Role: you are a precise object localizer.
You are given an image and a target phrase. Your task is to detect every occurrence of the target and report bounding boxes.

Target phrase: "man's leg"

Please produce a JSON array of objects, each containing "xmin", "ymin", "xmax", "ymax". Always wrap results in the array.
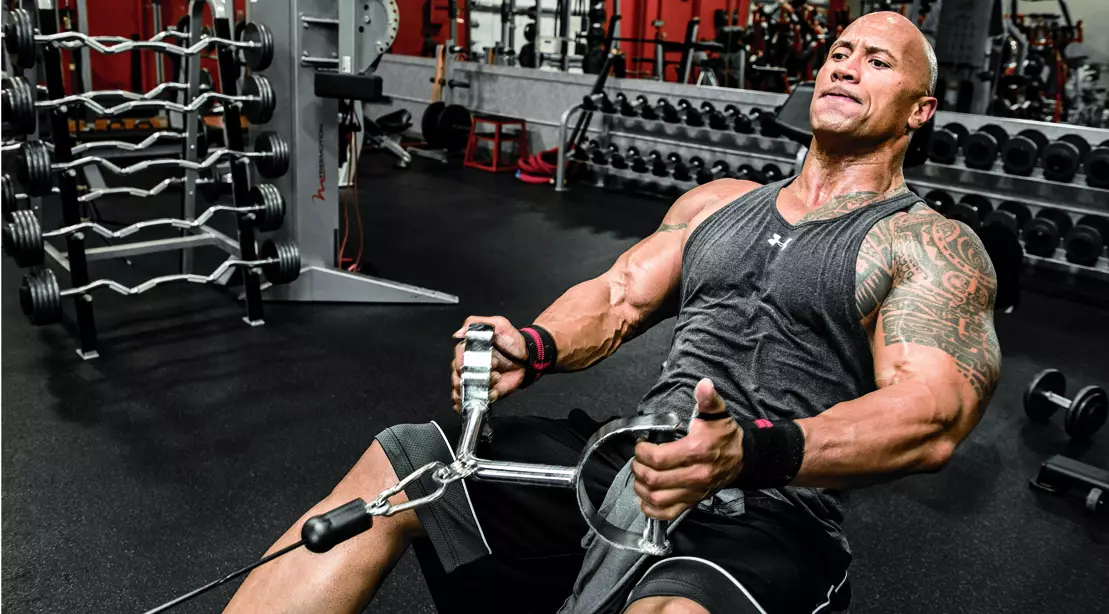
[{"xmin": 224, "ymin": 441, "xmax": 422, "ymax": 614}]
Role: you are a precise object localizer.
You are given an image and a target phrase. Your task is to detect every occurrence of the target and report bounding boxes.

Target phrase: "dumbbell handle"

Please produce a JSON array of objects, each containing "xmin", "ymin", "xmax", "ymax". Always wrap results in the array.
[
  {"xmin": 32, "ymin": 29, "xmax": 262, "ymax": 58},
  {"xmin": 1041, "ymin": 390, "xmax": 1074, "ymax": 409},
  {"xmin": 58, "ymin": 255, "xmax": 284, "ymax": 299}
]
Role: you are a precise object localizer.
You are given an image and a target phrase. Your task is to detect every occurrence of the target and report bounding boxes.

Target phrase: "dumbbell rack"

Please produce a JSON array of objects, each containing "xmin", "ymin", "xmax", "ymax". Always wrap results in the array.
[
  {"xmin": 906, "ymin": 110, "xmax": 1109, "ymax": 282},
  {"xmin": 555, "ymin": 90, "xmax": 801, "ymax": 196},
  {"xmin": 4, "ymin": 0, "xmax": 287, "ymax": 359}
]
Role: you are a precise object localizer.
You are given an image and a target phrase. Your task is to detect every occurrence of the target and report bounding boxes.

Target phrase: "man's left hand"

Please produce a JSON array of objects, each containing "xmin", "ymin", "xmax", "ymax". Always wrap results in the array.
[{"xmin": 631, "ymin": 378, "xmax": 744, "ymax": 521}]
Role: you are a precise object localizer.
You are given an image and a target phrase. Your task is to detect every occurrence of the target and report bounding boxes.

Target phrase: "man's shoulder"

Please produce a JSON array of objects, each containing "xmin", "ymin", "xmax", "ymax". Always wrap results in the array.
[
  {"xmin": 673, "ymin": 179, "xmax": 763, "ymax": 223},
  {"xmin": 878, "ymin": 205, "xmax": 996, "ymax": 281}
]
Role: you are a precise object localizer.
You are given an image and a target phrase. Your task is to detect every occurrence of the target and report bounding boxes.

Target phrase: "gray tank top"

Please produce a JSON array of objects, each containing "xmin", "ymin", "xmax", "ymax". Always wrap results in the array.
[{"xmin": 637, "ymin": 177, "xmax": 919, "ymax": 553}]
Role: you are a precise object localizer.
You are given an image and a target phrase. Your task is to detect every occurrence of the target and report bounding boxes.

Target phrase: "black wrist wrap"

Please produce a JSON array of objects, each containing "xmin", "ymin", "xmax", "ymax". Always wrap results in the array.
[
  {"xmin": 733, "ymin": 419, "xmax": 806, "ymax": 490},
  {"xmin": 518, "ymin": 325, "xmax": 557, "ymax": 388}
]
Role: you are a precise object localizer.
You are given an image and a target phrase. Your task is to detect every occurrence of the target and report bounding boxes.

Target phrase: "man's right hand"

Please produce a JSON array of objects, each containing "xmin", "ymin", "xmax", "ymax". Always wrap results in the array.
[{"xmin": 451, "ymin": 316, "xmax": 529, "ymax": 412}]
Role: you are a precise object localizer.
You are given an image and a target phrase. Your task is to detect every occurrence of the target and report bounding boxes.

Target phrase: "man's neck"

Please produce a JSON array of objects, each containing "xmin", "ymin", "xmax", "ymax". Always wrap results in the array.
[{"xmin": 791, "ymin": 139, "xmax": 906, "ymax": 210}]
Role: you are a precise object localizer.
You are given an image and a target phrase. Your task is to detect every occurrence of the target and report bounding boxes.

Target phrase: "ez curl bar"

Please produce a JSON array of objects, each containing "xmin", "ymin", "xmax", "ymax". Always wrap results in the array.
[{"xmin": 140, "ymin": 323, "xmax": 703, "ymax": 613}]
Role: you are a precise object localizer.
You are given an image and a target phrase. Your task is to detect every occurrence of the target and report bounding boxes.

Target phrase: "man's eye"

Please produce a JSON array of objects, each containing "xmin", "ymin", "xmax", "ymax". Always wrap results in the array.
[
  {"xmin": 832, "ymin": 52, "xmax": 847, "ymax": 60},
  {"xmin": 871, "ymin": 59, "xmax": 889, "ymax": 68}
]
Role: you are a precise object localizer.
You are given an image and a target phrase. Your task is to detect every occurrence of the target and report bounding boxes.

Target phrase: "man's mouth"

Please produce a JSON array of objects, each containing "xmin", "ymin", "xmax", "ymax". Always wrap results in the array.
[{"xmin": 821, "ymin": 90, "xmax": 860, "ymax": 103}]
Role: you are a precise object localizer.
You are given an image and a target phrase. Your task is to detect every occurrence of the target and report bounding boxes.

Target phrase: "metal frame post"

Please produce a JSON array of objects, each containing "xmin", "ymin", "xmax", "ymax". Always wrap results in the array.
[{"xmin": 38, "ymin": 3, "xmax": 99, "ymax": 358}]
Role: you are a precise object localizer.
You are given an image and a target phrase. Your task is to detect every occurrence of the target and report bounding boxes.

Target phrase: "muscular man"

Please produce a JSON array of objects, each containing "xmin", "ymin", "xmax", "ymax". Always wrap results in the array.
[{"xmin": 226, "ymin": 12, "xmax": 999, "ymax": 614}]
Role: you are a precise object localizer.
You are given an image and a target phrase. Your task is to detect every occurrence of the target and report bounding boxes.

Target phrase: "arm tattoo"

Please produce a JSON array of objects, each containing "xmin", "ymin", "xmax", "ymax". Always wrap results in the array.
[
  {"xmin": 855, "ymin": 220, "xmax": 895, "ymax": 327},
  {"xmin": 876, "ymin": 214, "xmax": 1001, "ymax": 398},
  {"xmin": 657, "ymin": 222, "xmax": 688, "ymax": 232},
  {"xmin": 798, "ymin": 183, "xmax": 908, "ymax": 224}
]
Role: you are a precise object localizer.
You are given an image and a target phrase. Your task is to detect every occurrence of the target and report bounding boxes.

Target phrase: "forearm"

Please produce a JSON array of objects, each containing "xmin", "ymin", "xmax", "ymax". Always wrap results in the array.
[
  {"xmin": 531, "ymin": 277, "xmax": 642, "ymax": 372},
  {"xmin": 791, "ymin": 380, "xmax": 962, "ymax": 490}
]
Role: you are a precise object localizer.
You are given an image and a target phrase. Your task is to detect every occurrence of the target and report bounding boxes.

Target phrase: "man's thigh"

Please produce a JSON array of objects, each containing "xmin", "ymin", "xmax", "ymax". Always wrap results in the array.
[
  {"xmin": 377, "ymin": 409, "xmax": 627, "ymax": 613},
  {"xmin": 623, "ymin": 497, "xmax": 851, "ymax": 614}
]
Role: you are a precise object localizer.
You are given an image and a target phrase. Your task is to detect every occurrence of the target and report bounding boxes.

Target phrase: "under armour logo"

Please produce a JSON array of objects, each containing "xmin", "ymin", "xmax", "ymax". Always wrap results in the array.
[{"xmin": 767, "ymin": 233, "xmax": 792, "ymax": 251}]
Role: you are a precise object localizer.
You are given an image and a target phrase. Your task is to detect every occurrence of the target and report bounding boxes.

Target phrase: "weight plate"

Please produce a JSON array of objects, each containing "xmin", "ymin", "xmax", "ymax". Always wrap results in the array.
[
  {"xmin": 251, "ymin": 183, "xmax": 285, "ymax": 231},
  {"xmin": 980, "ymin": 124, "xmax": 1009, "ymax": 148},
  {"xmin": 983, "ymin": 210, "xmax": 1018, "ymax": 236},
  {"xmin": 1017, "ymin": 129, "xmax": 1048, "ymax": 152},
  {"xmin": 260, "ymin": 238, "xmax": 301, "ymax": 284},
  {"xmin": 518, "ymin": 43, "xmax": 537, "ymax": 68},
  {"xmin": 1088, "ymin": 488, "xmax": 1105, "ymax": 515},
  {"xmin": 959, "ymin": 193, "xmax": 993, "ymax": 215},
  {"xmin": 241, "ymin": 74, "xmax": 275, "ymax": 124},
  {"xmin": 1037, "ymin": 208, "xmax": 1073, "ymax": 237},
  {"xmin": 3, "ymin": 77, "xmax": 36, "ymax": 136},
  {"xmin": 963, "ymin": 132, "xmax": 1000, "ymax": 170},
  {"xmin": 1063, "ymin": 225, "xmax": 1103, "ymax": 266},
  {"xmin": 20, "ymin": 268, "xmax": 61, "ymax": 326},
  {"xmin": 923, "ymin": 190, "xmax": 953, "ymax": 215},
  {"xmin": 944, "ymin": 123, "xmax": 969, "ymax": 145},
  {"xmin": 18, "ymin": 141, "xmax": 52, "ymax": 197},
  {"xmin": 3, "ymin": 209, "xmax": 43, "ymax": 267},
  {"xmin": 1024, "ymin": 368, "xmax": 1065, "ymax": 421},
  {"xmin": 582, "ymin": 48, "xmax": 607, "ymax": 75},
  {"xmin": 421, "ymin": 101, "xmax": 446, "ymax": 148},
  {"xmin": 929, "ymin": 130, "xmax": 959, "ymax": 164},
  {"xmin": 437, "ymin": 104, "xmax": 471, "ymax": 152},
  {"xmin": 10, "ymin": 9, "xmax": 36, "ymax": 70},
  {"xmin": 1058, "ymin": 134, "xmax": 1090, "ymax": 160},
  {"xmin": 253, "ymin": 131, "xmax": 290, "ymax": 178},
  {"xmin": 1084, "ymin": 146, "xmax": 1109, "ymax": 189},
  {"xmin": 240, "ymin": 22, "xmax": 274, "ymax": 72},
  {"xmin": 1041, "ymin": 141, "xmax": 1081, "ymax": 183},
  {"xmin": 1, "ymin": 174, "xmax": 13, "ymax": 217},
  {"xmin": 1021, "ymin": 218, "xmax": 1060, "ymax": 257},
  {"xmin": 1001, "ymin": 135, "xmax": 1039, "ymax": 176},
  {"xmin": 946, "ymin": 203, "xmax": 980, "ymax": 230},
  {"xmin": 1065, "ymin": 386, "xmax": 1107, "ymax": 439},
  {"xmin": 1076, "ymin": 215, "xmax": 1109, "ymax": 242},
  {"xmin": 523, "ymin": 22, "xmax": 537, "ymax": 42},
  {"xmin": 998, "ymin": 201, "xmax": 1031, "ymax": 229}
]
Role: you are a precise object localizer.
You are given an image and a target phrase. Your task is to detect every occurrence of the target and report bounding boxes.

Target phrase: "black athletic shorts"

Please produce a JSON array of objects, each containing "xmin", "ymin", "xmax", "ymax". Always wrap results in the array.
[{"xmin": 376, "ymin": 409, "xmax": 851, "ymax": 614}]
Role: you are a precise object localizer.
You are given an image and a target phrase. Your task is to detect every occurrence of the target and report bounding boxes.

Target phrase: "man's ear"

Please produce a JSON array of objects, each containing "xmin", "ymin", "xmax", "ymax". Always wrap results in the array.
[{"xmin": 908, "ymin": 96, "xmax": 938, "ymax": 131}]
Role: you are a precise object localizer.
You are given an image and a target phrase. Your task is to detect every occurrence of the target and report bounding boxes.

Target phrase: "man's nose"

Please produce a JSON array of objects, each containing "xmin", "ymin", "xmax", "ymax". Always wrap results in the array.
[{"xmin": 831, "ymin": 58, "xmax": 859, "ymax": 83}]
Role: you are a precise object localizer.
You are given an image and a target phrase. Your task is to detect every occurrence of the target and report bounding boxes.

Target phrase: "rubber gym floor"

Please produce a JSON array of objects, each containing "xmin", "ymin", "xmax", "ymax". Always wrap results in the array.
[{"xmin": 3, "ymin": 154, "xmax": 1108, "ymax": 613}]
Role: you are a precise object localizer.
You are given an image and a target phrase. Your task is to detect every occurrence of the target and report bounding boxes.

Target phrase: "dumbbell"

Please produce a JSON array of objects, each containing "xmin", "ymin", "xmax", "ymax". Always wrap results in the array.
[
  {"xmin": 625, "ymin": 147, "xmax": 646, "ymax": 173},
  {"xmin": 623, "ymin": 95, "xmax": 657, "ymax": 120},
  {"xmin": 1024, "ymin": 368, "xmax": 1108, "ymax": 439},
  {"xmin": 666, "ymin": 153, "xmax": 691, "ymax": 181},
  {"xmin": 1021, "ymin": 208, "xmax": 1073, "ymax": 257},
  {"xmin": 761, "ymin": 163, "xmax": 783, "ymax": 183},
  {"xmin": 946, "ymin": 194, "xmax": 993, "ymax": 230},
  {"xmin": 1000, "ymin": 129, "xmax": 1048, "ymax": 176},
  {"xmin": 655, "ymin": 99, "xmax": 681, "ymax": 124},
  {"xmin": 923, "ymin": 189, "xmax": 955, "ymax": 215},
  {"xmin": 928, "ymin": 123, "xmax": 968, "ymax": 164},
  {"xmin": 1041, "ymin": 135, "xmax": 1090, "ymax": 183},
  {"xmin": 675, "ymin": 99, "xmax": 704, "ymax": 127},
  {"xmin": 695, "ymin": 159, "xmax": 730, "ymax": 184},
  {"xmin": 614, "ymin": 93, "xmax": 636, "ymax": 116},
  {"xmin": 721, "ymin": 105, "xmax": 755, "ymax": 134},
  {"xmin": 962, "ymin": 124, "xmax": 1008, "ymax": 170},
  {"xmin": 982, "ymin": 201, "xmax": 1032, "ymax": 237},
  {"xmin": 582, "ymin": 92, "xmax": 616, "ymax": 114},
  {"xmin": 645, "ymin": 150, "xmax": 667, "ymax": 176},
  {"xmin": 749, "ymin": 108, "xmax": 779, "ymax": 138},
  {"xmin": 572, "ymin": 139, "xmax": 601, "ymax": 162},
  {"xmin": 1083, "ymin": 140, "xmax": 1109, "ymax": 189},
  {"xmin": 700, "ymin": 102, "xmax": 725, "ymax": 130},
  {"xmin": 1062, "ymin": 215, "xmax": 1109, "ymax": 266},
  {"xmin": 734, "ymin": 164, "xmax": 767, "ymax": 184},
  {"xmin": 591, "ymin": 143, "xmax": 621, "ymax": 166}
]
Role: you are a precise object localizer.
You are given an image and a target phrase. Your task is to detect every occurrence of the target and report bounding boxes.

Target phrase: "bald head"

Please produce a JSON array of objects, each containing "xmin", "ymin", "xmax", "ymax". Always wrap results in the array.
[{"xmin": 844, "ymin": 12, "xmax": 937, "ymax": 96}]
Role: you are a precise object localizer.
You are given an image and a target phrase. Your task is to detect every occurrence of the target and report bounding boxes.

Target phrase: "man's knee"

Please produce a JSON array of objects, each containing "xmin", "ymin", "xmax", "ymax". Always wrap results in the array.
[{"xmin": 623, "ymin": 596, "xmax": 710, "ymax": 614}]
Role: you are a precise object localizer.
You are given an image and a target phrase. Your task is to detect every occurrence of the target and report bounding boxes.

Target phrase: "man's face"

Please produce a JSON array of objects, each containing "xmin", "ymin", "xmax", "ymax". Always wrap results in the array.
[{"xmin": 810, "ymin": 12, "xmax": 936, "ymax": 146}]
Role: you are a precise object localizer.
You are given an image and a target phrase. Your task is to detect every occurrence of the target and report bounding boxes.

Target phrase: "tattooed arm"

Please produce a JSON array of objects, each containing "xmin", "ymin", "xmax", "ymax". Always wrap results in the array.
[
  {"xmin": 791, "ymin": 210, "xmax": 1001, "ymax": 489},
  {"xmin": 534, "ymin": 179, "xmax": 760, "ymax": 371}
]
